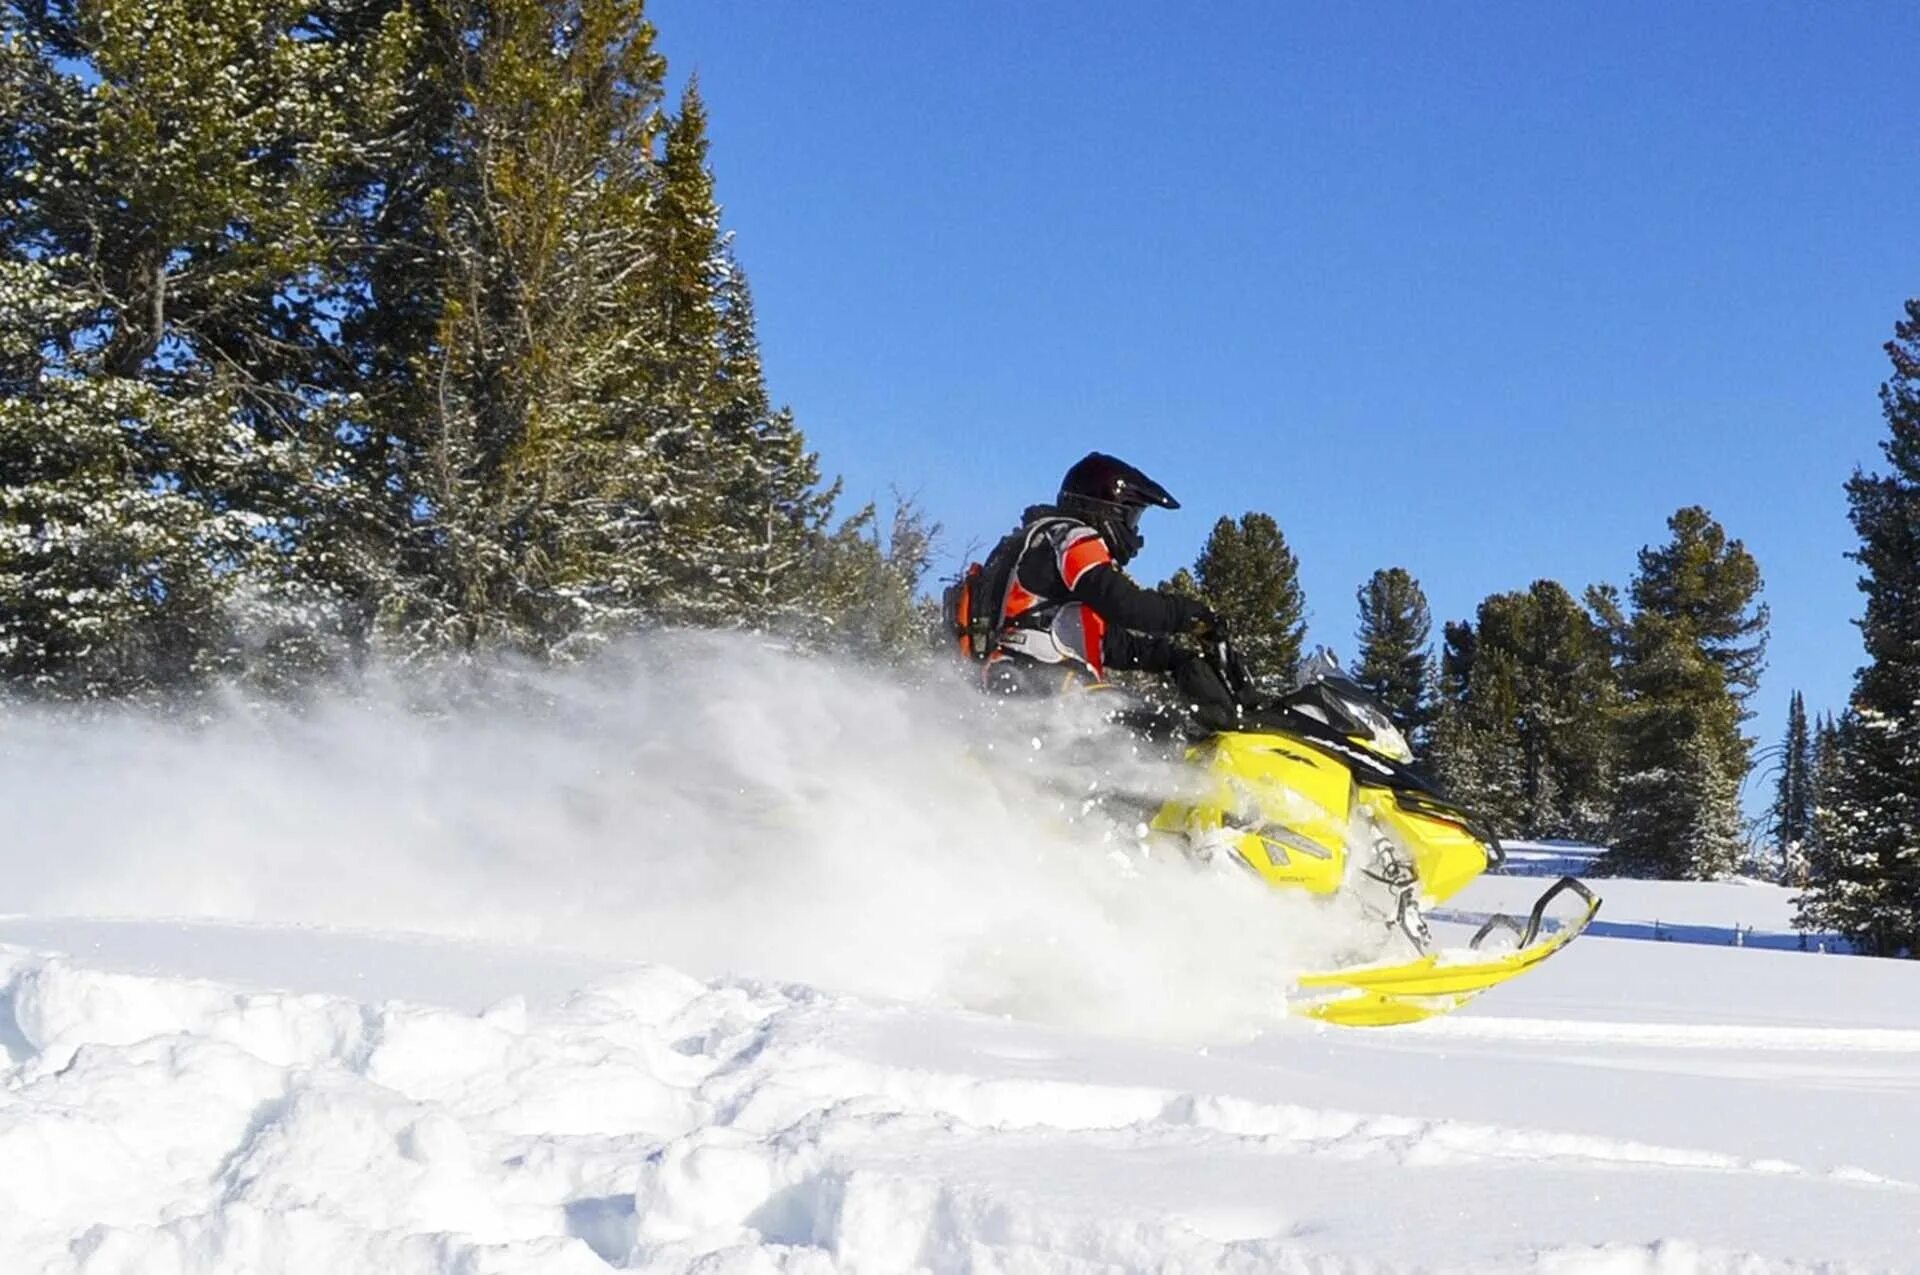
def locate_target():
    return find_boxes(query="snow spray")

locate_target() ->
[0,634,1352,1039]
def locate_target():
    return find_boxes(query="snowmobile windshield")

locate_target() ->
[1345,696,1413,764]
[1284,677,1414,764]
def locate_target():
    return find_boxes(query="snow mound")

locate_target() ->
[6,942,1907,1274]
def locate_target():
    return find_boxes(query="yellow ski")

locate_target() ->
[1293,878,1602,1026]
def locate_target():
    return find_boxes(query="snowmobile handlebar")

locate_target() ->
[1196,636,1259,708]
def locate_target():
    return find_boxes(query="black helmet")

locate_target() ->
[1056,452,1179,564]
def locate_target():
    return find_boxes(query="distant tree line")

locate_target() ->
[1164,503,1763,880]
[0,0,929,703]
[1163,300,1920,954]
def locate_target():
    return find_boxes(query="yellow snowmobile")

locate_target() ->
[1147,646,1600,1027]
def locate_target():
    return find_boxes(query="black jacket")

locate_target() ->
[1000,505,1204,673]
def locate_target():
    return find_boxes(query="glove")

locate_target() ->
[1187,606,1227,642]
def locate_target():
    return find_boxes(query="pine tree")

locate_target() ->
[1353,567,1433,743]
[1429,615,1525,832]
[366,0,707,658]
[1797,714,1847,920]
[2,0,414,385]
[710,244,838,629]
[1615,714,1748,885]
[364,49,843,656]
[0,0,414,696]
[1429,621,1475,801]
[0,262,304,697]
[1161,567,1202,601]
[1535,582,1619,841]
[1797,300,1920,956]
[802,496,940,659]
[2,0,857,693]
[1187,512,1306,687]
[1769,691,1814,883]
[1438,619,1476,702]
[1607,613,1745,879]
[630,78,737,624]
[1424,584,1615,841]
[1630,505,1769,776]
[1607,509,1765,879]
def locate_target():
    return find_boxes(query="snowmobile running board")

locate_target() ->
[1292,877,1602,1028]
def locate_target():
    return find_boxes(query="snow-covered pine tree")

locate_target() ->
[1187,513,1306,687]
[0,0,413,696]
[1796,300,1920,956]
[1517,582,1615,841]
[0,263,294,698]
[1425,585,1615,841]
[710,244,839,631]
[1813,712,1842,823]
[1606,509,1766,879]
[1769,691,1814,884]
[1428,616,1526,833]
[1629,506,1769,777]
[1612,704,1745,882]
[1353,567,1433,744]
[1429,621,1480,804]
[1559,595,1619,841]
[345,18,844,658]
[368,0,696,658]
[801,497,940,659]
[5,0,851,684]
[1796,713,1848,920]
[628,79,739,627]
[1608,611,1747,879]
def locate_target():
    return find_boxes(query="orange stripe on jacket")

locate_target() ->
[1060,531,1111,591]
[1080,605,1107,678]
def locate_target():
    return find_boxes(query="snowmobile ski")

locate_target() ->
[1291,877,1602,1027]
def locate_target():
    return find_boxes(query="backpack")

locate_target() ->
[940,563,991,660]
[941,515,1074,661]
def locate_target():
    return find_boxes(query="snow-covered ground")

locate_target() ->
[3,639,1916,1273]
[5,915,1916,1273]
[1457,843,1847,953]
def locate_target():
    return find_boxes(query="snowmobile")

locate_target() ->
[1143,645,1601,1027]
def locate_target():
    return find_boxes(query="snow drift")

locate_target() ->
[5,929,1917,1274]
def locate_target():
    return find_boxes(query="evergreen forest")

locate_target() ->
[0,0,930,702]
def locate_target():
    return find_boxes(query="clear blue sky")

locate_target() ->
[652,0,1915,796]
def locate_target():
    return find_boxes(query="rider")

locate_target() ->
[980,452,1238,727]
